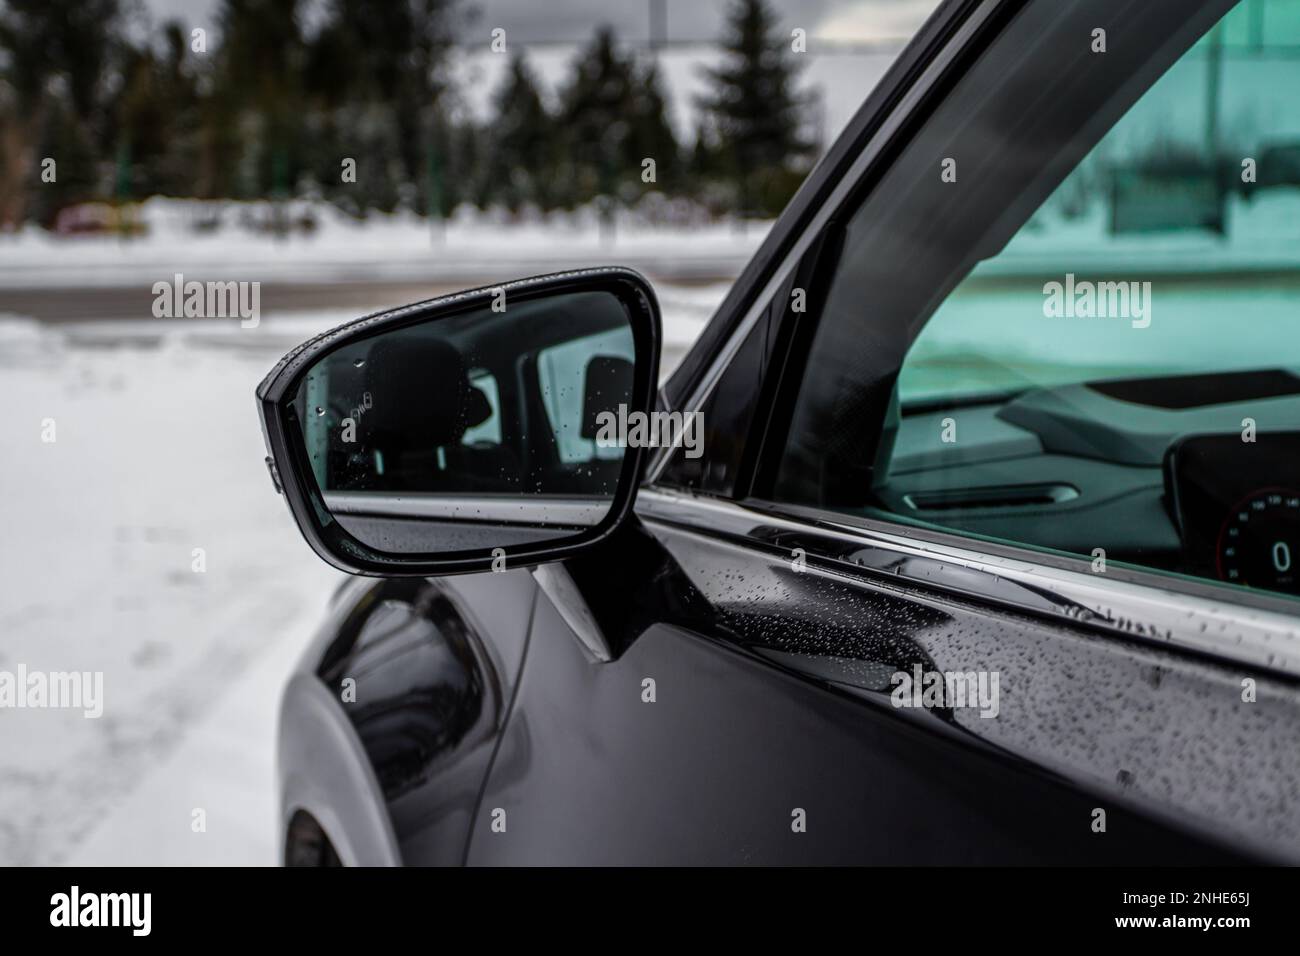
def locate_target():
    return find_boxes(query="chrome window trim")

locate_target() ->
[646,0,1004,484]
[636,487,1300,679]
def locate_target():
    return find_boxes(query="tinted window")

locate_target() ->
[767,0,1300,600]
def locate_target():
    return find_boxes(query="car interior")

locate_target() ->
[765,0,1299,599]
[875,377,1300,595]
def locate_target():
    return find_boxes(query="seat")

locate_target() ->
[360,336,521,493]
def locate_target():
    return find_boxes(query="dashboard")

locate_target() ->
[1166,432,1300,595]
[879,370,1300,599]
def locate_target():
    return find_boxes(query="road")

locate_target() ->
[0,272,738,324]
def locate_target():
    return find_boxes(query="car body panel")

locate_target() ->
[277,0,1006,864]
[463,510,1281,864]
[276,0,1300,865]
[280,570,535,864]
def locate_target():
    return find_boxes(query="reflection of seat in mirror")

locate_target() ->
[360,336,521,492]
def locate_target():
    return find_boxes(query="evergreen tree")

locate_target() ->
[305,0,464,215]
[0,0,131,224]
[433,111,489,214]
[484,52,555,212]
[113,22,203,201]
[686,119,729,214]
[27,98,102,226]
[698,0,816,216]
[211,0,310,200]
[0,84,27,227]
[557,27,640,208]
[626,60,680,202]
[0,0,126,128]
[555,27,682,211]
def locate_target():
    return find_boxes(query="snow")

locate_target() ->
[0,284,725,866]
[0,200,768,290]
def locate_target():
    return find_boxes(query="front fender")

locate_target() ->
[278,671,402,866]
[277,571,536,865]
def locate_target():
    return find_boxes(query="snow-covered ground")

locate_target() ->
[0,200,768,290]
[0,283,724,866]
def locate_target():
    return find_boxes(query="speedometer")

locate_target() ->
[1216,488,1300,594]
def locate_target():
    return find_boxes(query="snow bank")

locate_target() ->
[0,199,769,289]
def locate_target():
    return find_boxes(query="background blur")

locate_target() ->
[0,0,931,865]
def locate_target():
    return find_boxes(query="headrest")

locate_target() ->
[581,355,635,440]
[362,335,489,448]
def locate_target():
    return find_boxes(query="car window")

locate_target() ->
[537,328,635,464]
[903,2,1300,406]
[766,0,1300,602]
[461,369,501,446]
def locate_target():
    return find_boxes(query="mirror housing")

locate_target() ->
[257,268,661,576]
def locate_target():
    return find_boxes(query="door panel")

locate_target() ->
[465,511,1282,864]
[463,0,1300,865]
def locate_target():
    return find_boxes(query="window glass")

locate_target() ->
[461,370,501,446]
[770,0,1300,601]
[296,291,636,499]
[903,0,1300,405]
[538,327,635,464]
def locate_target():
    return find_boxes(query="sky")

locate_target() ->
[139,0,942,44]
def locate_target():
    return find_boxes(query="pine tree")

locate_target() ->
[0,0,127,129]
[557,27,640,208]
[626,60,680,202]
[698,0,816,216]
[305,0,464,202]
[0,0,131,224]
[211,0,310,200]
[435,113,489,213]
[485,52,556,212]
[112,22,204,201]
[556,27,682,212]
[28,98,102,226]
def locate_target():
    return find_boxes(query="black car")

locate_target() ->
[260,0,1300,865]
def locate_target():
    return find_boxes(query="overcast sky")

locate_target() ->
[140,0,941,44]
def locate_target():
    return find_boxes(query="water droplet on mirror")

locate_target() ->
[354,359,365,368]
[315,407,325,416]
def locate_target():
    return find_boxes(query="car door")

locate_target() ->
[462,0,1300,866]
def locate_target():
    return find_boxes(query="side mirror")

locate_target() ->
[257,268,660,576]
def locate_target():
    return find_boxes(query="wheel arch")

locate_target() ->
[278,671,402,866]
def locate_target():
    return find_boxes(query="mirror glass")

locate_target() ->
[288,289,637,555]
